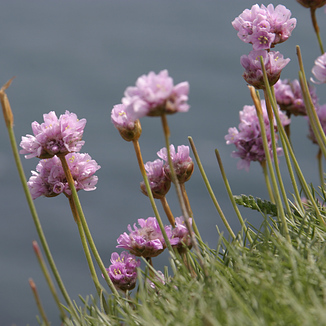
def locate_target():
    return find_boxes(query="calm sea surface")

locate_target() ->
[0,1,325,324]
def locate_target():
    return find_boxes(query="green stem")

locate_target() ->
[3,124,77,317]
[263,89,292,219]
[179,183,202,241]
[68,196,102,297]
[260,160,275,204]
[161,115,206,275]
[32,241,68,321]
[317,149,325,191]
[59,155,120,297]
[29,279,50,326]
[188,136,236,241]
[132,139,175,257]
[249,85,290,243]
[215,149,253,245]
[310,7,325,55]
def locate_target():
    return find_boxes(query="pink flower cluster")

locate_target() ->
[225,100,290,171]
[103,251,140,292]
[233,4,295,89]
[28,153,100,199]
[20,111,86,159]
[232,4,296,50]
[274,78,319,116]
[311,53,326,85]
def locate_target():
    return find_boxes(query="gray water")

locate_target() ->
[0,1,325,325]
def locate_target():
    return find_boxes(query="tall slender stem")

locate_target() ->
[59,155,120,297]
[260,160,275,204]
[317,149,325,191]
[310,7,324,54]
[160,196,175,226]
[68,196,102,296]
[132,139,175,256]
[0,80,78,318]
[161,115,207,276]
[188,136,236,241]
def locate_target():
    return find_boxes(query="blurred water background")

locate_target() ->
[0,1,325,325]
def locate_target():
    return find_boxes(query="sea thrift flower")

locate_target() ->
[157,145,194,183]
[103,251,140,292]
[225,100,290,171]
[147,270,166,289]
[111,104,142,141]
[140,159,171,199]
[20,111,86,159]
[296,0,326,8]
[232,4,296,50]
[171,216,192,252]
[116,217,177,258]
[122,70,190,119]
[274,79,319,116]
[241,50,290,89]
[27,153,100,199]
[307,104,326,144]
[311,53,326,84]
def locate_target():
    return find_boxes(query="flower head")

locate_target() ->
[225,100,290,171]
[311,53,326,84]
[307,104,326,144]
[122,70,190,119]
[232,4,296,50]
[157,145,194,183]
[103,251,140,292]
[20,111,86,159]
[274,79,319,116]
[241,50,290,89]
[116,217,177,258]
[111,104,142,141]
[140,159,171,199]
[296,0,326,8]
[27,153,100,199]
[171,216,192,252]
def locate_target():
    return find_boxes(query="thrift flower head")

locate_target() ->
[27,153,100,199]
[307,104,326,144]
[232,4,296,50]
[171,216,193,252]
[122,70,190,119]
[103,251,140,292]
[116,217,177,258]
[225,100,290,171]
[241,50,290,89]
[140,159,171,199]
[157,144,194,183]
[111,104,142,141]
[296,0,326,8]
[311,53,326,84]
[274,79,319,116]
[20,111,86,159]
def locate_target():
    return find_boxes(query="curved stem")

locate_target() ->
[317,148,324,191]
[132,139,175,257]
[68,196,102,296]
[59,155,120,297]
[310,7,324,55]
[160,196,175,227]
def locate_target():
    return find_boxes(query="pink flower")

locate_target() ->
[111,104,142,141]
[103,251,140,292]
[116,217,178,258]
[171,216,192,252]
[311,53,326,84]
[157,144,194,183]
[20,111,86,158]
[20,111,86,159]
[241,50,290,89]
[274,79,319,116]
[232,4,296,50]
[27,153,100,199]
[122,70,190,119]
[225,100,290,171]
[140,159,171,199]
